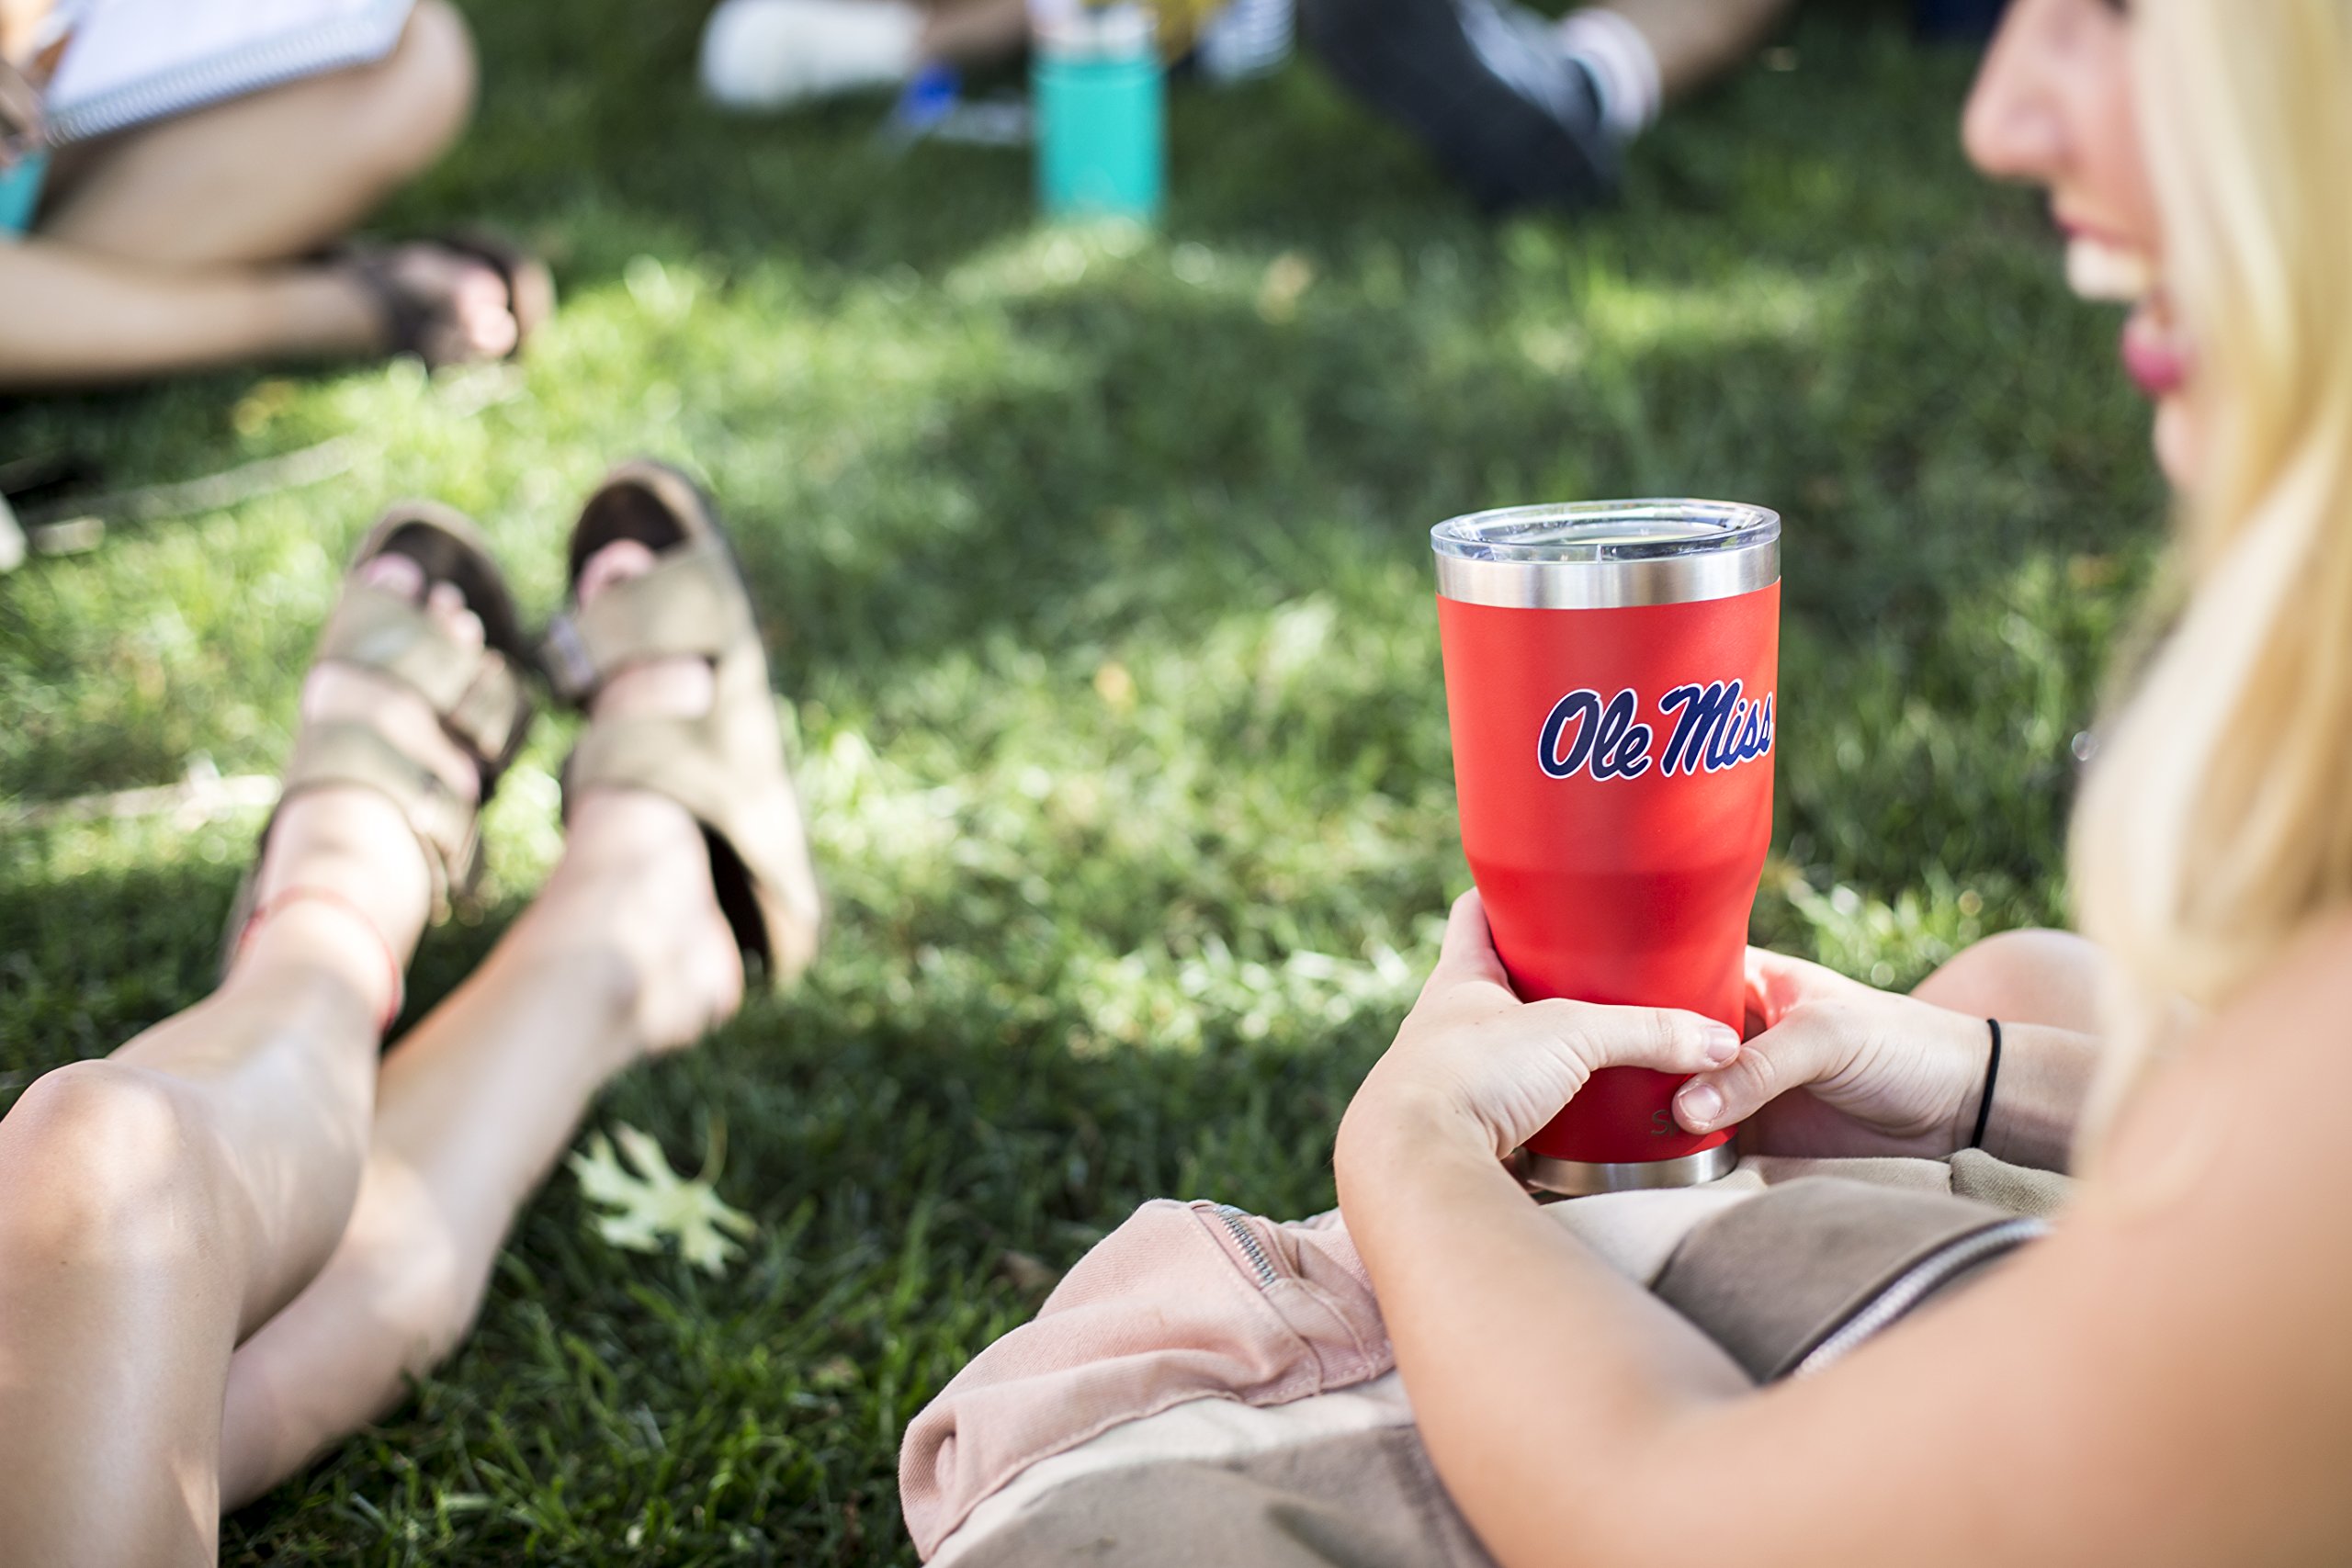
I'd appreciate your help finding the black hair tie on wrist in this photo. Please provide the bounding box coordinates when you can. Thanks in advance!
[1969,1018,2004,1151]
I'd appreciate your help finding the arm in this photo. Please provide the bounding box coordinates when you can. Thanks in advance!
[1339,897,2352,1568]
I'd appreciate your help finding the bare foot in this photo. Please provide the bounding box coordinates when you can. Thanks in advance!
[517,539,746,1053]
[350,244,522,366]
[234,555,485,1025]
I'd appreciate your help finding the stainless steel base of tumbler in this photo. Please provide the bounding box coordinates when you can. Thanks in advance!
[1516,1140,1740,1198]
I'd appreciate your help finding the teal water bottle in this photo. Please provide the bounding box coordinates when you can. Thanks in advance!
[1031,0,1163,222]
[0,151,46,236]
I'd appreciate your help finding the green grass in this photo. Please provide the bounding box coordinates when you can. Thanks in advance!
[0,1,2165,1561]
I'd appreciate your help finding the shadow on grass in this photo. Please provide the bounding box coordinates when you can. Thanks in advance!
[707,236,2145,680]
[0,845,548,1105]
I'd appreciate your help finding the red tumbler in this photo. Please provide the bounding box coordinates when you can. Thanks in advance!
[1433,501,1781,1195]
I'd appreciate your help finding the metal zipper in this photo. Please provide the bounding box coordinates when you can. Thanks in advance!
[1209,1204,1280,1289]
[1792,1216,2048,1379]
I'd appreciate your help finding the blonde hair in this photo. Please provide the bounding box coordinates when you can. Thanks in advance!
[2070,0,2352,1142]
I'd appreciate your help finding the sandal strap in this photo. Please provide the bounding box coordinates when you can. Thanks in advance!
[220,502,529,980]
[550,462,822,985]
[447,657,528,768]
[436,228,557,349]
[281,720,482,909]
[334,246,435,360]
[568,714,733,828]
[564,702,821,981]
[318,583,529,766]
[539,541,752,705]
[331,232,552,368]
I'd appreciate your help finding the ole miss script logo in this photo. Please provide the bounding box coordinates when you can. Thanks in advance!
[1537,681,1775,782]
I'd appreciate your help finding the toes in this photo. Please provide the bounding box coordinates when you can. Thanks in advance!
[388,249,519,364]
[454,268,521,358]
[574,538,708,723]
[425,580,486,653]
[451,265,505,315]
[471,308,521,360]
[578,538,662,605]
[299,543,491,811]
[361,553,427,601]
[363,558,483,652]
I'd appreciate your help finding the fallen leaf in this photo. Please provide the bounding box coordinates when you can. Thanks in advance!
[569,1123,755,1276]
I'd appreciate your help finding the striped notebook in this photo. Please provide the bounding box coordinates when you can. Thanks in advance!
[44,0,416,145]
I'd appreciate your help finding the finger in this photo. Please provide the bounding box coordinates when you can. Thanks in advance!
[1532,998,1741,1078]
[1673,1008,1846,1134]
[1429,888,1512,990]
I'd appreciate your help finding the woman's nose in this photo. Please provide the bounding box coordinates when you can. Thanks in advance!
[1962,3,2068,182]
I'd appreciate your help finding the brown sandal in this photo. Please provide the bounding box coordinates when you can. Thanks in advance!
[222,502,537,985]
[338,229,556,368]
[538,461,823,988]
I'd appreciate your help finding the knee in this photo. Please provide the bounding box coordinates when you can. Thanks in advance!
[1914,928,2110,1031]
[352,0,480,186]
[0,1062,220,1262]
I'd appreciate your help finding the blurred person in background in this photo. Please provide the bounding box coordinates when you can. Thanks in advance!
[0,0,548,390]
[1299,0,1800,211]
[695,0,1280,112]
[1299,0,2011,213]
[904,2,2352,1562]
[698,0,1032,109]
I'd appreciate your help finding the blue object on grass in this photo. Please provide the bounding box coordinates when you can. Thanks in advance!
[0,151,48,236]
[891,63,964,138]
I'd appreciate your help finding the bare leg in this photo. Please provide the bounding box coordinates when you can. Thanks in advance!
[0,561,480,1567]
[0,1,514,389]
[1912,928,2113,1035]
[0,245,384,387]
[918,0,1028,68]
[219,541,755,1509]
[40,0,476,266]
[1597,0,1797,103]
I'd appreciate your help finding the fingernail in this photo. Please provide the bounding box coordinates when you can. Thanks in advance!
[1704,1027,1740,1065]
[1679,1083,1724,1125]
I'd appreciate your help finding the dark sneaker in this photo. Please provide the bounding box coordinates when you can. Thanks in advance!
[1301,0,1620,212]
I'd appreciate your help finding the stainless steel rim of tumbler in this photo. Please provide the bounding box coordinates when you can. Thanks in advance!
[1517,1141,1741,1197]
[1032,1,1157,53]
[1432,500,1780,609]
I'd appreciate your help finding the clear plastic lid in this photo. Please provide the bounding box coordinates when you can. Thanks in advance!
[1029,0,1157,54]
[1431,499,1780,609]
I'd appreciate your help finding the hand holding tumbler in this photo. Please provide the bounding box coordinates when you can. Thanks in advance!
[1433,501,1781,1196]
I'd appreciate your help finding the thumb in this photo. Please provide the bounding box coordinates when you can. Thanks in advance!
[1671,1006,1849,1134]
[1530,998,1744,1080]
[1429,888,1512,991]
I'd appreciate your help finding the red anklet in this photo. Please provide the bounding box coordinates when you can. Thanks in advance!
[233,886,406,1032]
